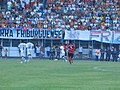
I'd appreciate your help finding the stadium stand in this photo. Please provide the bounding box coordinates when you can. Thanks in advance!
[0,0,119,31]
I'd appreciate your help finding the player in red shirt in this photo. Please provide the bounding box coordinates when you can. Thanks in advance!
[67,40,75,64]
[64,44,68,58]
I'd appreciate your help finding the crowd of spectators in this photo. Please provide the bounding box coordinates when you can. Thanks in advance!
[0,0,120,31]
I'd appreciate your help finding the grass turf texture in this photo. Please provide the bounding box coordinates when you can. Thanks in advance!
[0,59,120,90]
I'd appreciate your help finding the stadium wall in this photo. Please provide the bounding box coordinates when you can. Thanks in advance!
[0,28,120,58]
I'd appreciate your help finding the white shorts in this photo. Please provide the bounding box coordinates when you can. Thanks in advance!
[60,52,65,58]
[21,53,26,57]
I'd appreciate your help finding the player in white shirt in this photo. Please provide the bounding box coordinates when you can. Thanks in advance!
[60,44,67,62]
[26,42,34,62]
[18,43,26,63]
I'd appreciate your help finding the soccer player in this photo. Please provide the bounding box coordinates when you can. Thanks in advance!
[60,43,67,62]
[18,42,26,63]
[67,40,75,64]
[64,43,68,59]
[26,42,34,62]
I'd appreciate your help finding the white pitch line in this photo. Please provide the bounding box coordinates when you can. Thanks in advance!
[94,66,109,72]
[94,66,120,73]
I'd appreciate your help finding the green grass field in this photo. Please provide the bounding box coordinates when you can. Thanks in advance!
[0,59,120,90]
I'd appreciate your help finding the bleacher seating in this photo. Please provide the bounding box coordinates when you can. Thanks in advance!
[0,0,119,31]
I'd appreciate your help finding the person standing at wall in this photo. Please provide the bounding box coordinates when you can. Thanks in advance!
[95,48,100,61]
[111,48,118,62]
[49,45,55,60]
[105,47,111,61]
[55,45,60,60]
[100,47,105,61]
[4,48,8,60]
[0,45,3,59]
[40,45,44,59]
[46,45,50,58]
[78,44,83,59]
[89,45,92,59]
[35,44,41,59]
[111,47,114,61]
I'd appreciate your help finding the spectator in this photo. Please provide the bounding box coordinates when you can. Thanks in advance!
[0,45,3,58]
[40,45,44,59]
[0,0,119,32]
[105,47,111,61]
[111,48,119,62]
[95,48,100,61]
[100,47,105,61]
[4,48,8,60]
[49,45,55,60]
[55,45,60,60]
[46,45,50,58]
[35,44,41,58]
[78,44,83,59]
[89,45,92,59]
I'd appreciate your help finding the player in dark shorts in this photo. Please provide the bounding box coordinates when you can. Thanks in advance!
[67,41,75,64]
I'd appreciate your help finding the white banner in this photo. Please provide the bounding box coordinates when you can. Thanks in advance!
[112,31,120,44]
[0,28,120,44]
[64,30,90,40]
[64,30,80,40]
[0,28,62,39]
[64,30,120,44]
[79,31,90,40]
[101,31,113,43]
[90,31,101,41]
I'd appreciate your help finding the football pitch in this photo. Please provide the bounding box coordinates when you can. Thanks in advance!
[0,59,120,90]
